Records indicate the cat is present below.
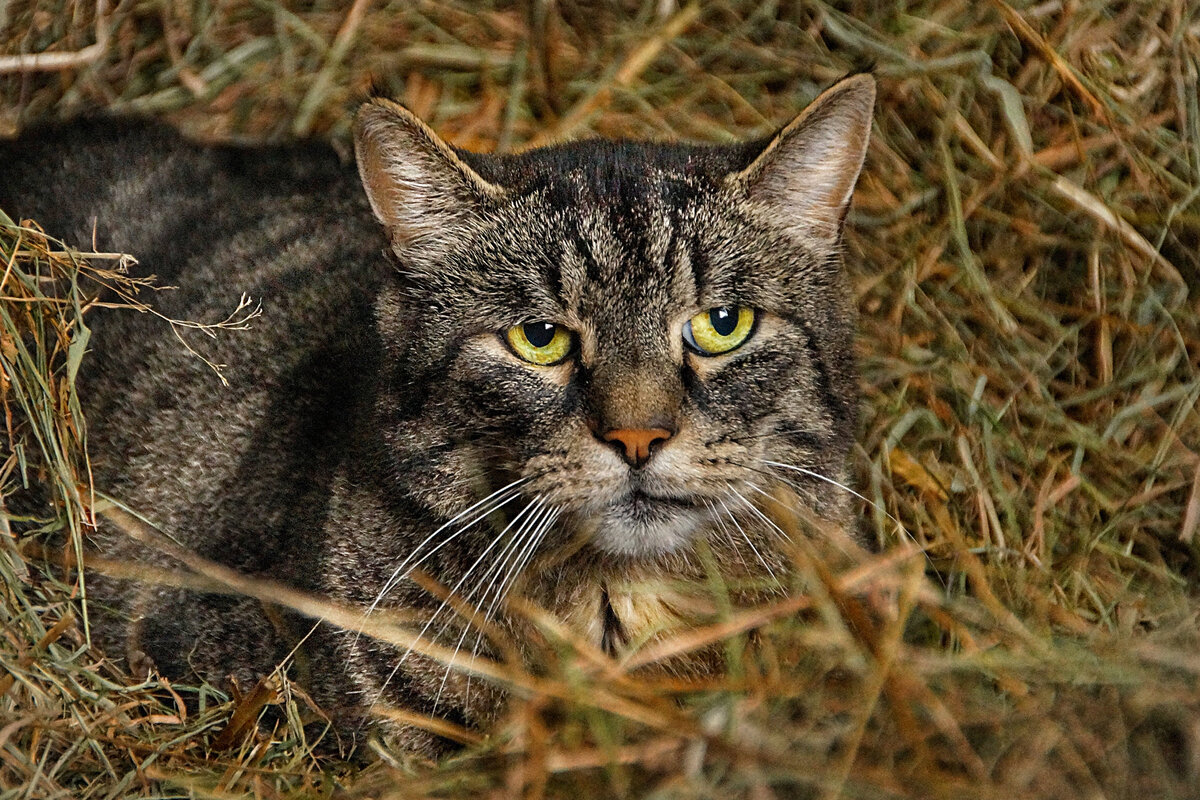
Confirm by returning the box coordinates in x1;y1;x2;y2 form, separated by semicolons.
0;73;875;753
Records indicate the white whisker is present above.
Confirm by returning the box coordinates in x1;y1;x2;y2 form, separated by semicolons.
430;496;550;663
436;503;558;713
482;508;558;628
367;476;531;618
349;478;529;659
761;460;902;526
367;494;544;718
703;498;751;575
731;484;794;547
457;506;560;712
417;496;546;652
760;459;943;585
718;495;779;585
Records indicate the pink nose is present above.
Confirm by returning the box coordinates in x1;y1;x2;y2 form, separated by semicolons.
602;427;673;467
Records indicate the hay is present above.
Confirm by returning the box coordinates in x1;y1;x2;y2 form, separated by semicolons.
2;1;1199;797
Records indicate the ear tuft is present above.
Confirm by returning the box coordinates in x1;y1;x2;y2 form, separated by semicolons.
733;74;875;242
353;99;503;257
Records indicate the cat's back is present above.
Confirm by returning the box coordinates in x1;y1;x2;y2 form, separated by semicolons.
1;117;379;286
2;118;389;577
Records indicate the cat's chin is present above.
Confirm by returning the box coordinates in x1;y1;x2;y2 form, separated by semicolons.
587;493;709;558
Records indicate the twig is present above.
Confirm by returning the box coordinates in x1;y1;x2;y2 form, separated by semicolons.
522;3;701;148
0;0;109;74
1180;458;1200;544
1033;111;1175;170
373;706;483;746
292;0;373;136
989;0;1110;123
1048;174;1187;292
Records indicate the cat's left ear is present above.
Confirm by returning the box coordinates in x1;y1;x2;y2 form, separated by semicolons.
731;74;875;243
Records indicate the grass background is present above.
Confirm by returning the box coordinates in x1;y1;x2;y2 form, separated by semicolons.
2;0;1199;797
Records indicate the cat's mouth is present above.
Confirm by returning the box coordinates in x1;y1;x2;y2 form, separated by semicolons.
624;489;698;514
588;488;708;557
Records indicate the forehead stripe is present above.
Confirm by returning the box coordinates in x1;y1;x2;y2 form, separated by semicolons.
567;223;603;285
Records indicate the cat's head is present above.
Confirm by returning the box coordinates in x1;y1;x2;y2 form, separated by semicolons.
353;76;874;563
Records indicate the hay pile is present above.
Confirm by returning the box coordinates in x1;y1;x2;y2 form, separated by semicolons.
2;1;1198;797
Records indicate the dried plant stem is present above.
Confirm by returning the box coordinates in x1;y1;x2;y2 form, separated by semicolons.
292;0;373;136
0;0;109;73
2;1;1198;796
1048;173;1187;292
522;3;701;148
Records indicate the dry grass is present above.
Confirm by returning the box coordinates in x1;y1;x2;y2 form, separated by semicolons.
2;1;1199;797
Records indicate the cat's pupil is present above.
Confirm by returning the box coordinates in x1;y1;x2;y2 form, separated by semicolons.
524;322;557;348
710;307;738;336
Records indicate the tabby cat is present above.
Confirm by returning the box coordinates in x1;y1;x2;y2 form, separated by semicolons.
0;74;875;752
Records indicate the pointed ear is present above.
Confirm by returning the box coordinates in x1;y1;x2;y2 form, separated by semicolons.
731;74;875;243
353;98;504;258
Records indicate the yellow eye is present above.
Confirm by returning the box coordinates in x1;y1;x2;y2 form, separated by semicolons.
505;321;574;365
683;306;755;355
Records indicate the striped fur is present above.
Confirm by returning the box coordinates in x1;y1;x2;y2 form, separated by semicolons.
0;75;874;753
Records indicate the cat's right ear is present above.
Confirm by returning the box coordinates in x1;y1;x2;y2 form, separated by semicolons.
354;99;504;259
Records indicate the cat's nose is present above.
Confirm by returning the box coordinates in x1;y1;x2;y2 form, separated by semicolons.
602;427;673;467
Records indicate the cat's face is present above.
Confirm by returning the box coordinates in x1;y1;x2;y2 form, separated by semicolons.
355;77;873;564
